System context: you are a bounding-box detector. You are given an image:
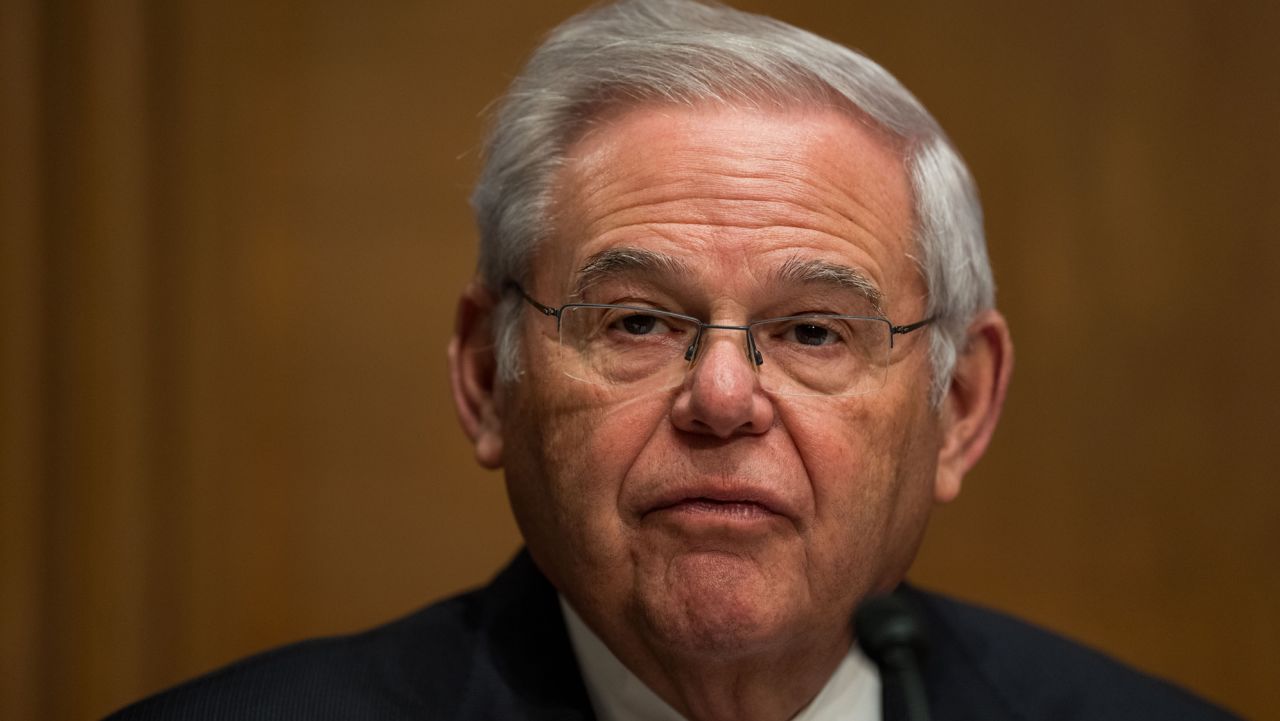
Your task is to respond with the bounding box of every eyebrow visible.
[571,247,693,300]
[570,247,883,314]
[775,257,884,313]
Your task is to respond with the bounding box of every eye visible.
[792,322,835,346]
[614,312,669,335]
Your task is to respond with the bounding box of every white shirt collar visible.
[559,596,881,721]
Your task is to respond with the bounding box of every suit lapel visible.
[458,550,598,721]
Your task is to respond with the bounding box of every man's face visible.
[497,104,945,659]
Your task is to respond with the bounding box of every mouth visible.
[641,484,792,524]
[651,497,775,519]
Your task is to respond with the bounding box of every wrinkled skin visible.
[450,104,1012,721]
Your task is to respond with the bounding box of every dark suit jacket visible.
[105,550,1240,720]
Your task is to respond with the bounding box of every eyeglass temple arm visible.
[505,281,560,318]
[890,316,935,337]
[887,316,936,349]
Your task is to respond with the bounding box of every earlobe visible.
[448,282,505,469]
[934,309,1014,503]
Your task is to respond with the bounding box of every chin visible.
[632,549,802,657]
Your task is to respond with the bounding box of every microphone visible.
[854,591,932,721]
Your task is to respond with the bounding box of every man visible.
[108,1,1239,719]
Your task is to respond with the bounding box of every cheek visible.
[779,391,938,592]
[782,399,885,527]
[540,384,671,480]
[504,377,670,573]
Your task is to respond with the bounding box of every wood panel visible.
[1,0,44,717]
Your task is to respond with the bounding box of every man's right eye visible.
[618,314,662,335]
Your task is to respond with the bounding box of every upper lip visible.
[639,480,795,520]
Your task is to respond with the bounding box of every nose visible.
[670,330,775,438]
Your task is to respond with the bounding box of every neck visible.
[648,642,850,721]
[564,599,852,721]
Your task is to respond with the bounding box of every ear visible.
[448,281,505,469]
[934,309,1013,503]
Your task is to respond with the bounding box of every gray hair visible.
[470,0,993,404]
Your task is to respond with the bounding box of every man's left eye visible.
[792,323,836,346]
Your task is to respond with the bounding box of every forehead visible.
[541,103,918,308]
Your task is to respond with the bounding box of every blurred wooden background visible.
[3,0,1277,719]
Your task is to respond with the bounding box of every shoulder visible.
[104,591,483,721]
[104,551,593,721]
[905,586,1242,721]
